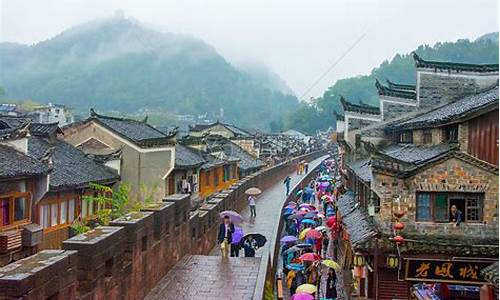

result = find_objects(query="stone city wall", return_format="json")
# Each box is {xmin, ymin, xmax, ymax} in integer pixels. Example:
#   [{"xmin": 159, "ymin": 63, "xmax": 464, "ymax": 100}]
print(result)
[{"xmin": 0, "ymin": 150, "xmax": 327, "ymax": 300}]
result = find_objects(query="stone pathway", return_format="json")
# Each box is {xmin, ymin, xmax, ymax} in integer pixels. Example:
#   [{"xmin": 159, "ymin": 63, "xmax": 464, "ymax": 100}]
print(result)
[
  {"xmin": 145, "ymin": 156, "xmax": 327, "ymax": 300},
  {"xmin": 209, "ymin": 156, "xmax": 326, "ymax": 257}
]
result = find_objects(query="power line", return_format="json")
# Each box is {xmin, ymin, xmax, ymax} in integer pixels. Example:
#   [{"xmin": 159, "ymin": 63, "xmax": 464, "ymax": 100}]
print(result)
[{"xmin": 299, "ymin": 31, "xmax": 369, "ymax": 100}]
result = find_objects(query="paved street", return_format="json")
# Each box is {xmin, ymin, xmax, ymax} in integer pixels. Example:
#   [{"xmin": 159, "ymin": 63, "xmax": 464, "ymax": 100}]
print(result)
[{"xmin": 145, "ymin": 156, "xmax": 327, "ymax": 300}]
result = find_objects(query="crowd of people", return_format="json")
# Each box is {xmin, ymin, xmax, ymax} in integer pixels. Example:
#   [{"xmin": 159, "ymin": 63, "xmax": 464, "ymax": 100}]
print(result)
[{"xmin": 279, "ymin": 158, "xmax": 343, "ymax": 300}]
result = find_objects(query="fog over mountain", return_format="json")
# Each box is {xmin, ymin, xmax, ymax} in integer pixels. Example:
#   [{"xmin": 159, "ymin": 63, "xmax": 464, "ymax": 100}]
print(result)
[{"xmin": 0, "ymin": 16, "xmax": 299, "ymax": 129}]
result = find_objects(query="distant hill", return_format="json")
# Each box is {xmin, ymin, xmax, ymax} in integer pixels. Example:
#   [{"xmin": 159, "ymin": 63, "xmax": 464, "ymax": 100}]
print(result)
[
  {"xmin": 286, "ymin": 33, "xmax": 499, "ymax": 134},
  {"xmin": 0, "ymin": 16, "xmax": 298, "ymax": 129}
]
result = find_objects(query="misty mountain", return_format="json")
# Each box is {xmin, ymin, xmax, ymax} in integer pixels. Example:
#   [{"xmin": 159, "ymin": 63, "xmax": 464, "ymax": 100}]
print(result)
[{"xmin": 0, "ymin": 16, "xmax": 299, "ymax": 129}]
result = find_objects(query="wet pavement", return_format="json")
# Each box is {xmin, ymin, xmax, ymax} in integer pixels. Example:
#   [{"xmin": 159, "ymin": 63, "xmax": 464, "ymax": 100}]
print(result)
[{"xmin": 145, "ymin": 156, "xmax": 327, "ymax": 300}]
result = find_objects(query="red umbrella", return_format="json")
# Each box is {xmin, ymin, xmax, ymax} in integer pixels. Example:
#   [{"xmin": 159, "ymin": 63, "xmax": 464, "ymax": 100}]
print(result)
[
  {"xmin": 326, "ymin": 216, "xmax": 337, "ymax": 228},
  {"xmin": 299, "ymin": 252, "xmax": 320, "ymax": 262},
  {"xmin": 305, "ymin": 229, "xmax": 322, "ymax": 239}
]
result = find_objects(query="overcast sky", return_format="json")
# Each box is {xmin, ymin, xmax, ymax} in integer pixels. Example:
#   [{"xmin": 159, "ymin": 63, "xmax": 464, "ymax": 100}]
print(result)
[{"xmin": 1, "ymin": 0, "xmax": 498, "ymax": 99}]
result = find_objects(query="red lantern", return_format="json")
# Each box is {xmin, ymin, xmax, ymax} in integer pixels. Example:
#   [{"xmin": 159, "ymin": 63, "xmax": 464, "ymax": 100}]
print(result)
[
  {"xmin": 394, "ymin": 210, "xmax": 406, "ymax": 219},
  {"xmin": 394, "ymin": 222, "xmax": 405, "ymax": 231},
  {"xmin": 393, "ymin": 235, "xmax": 404, "ymax": 244}
]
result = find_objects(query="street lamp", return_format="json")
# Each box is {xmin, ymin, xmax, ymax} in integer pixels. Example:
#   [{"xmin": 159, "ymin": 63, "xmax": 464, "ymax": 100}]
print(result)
[
  {"xmin": 386, "ymin": 254, "xmax": 399, "ymax": 269},
  {"xmin": 353, "ymin": 252, "xmax": 365, "ymax": 267}
]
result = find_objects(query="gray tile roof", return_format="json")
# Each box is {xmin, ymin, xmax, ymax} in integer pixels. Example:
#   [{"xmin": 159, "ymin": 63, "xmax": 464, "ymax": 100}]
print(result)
[
  {"xmin": 175, "ymin": 144, "xmax": 206, "ymax": 169},
  {"xmin": 28, "ymin": 136, "xmax": 119, "ymax": 191},
  {"xmin": 376, "ymin": 79, "xmax": 417, "ymax": 100},
  {"xmin": 337, "ymin": 191, "xmax": 378, "ymax": 248},
  {"xmin": 347, "ymin": 158, "xmax": 372, "ymax": 182},
  {"xmin": 189, "ymin": 121, "xmax": 251, "ymax": 137},
  {"xmin": 340, "ymin": 96, "xmax": 380, "ymax": 115},
  {"xmin": 90, "ymin": 110, "xmax": 174, "ymax": 147},
  {"xmin": 378, "ymin": 143, "xmax": 455, "ymax": 164},
  {"xmin": 29, "ymin": 123, "xmax": 62, "ymax": 136},
  {"xmin": 413, "ymin": 52, "xmax": 499, "ymax": 73},
  {"xmin": 388, "ymin": 87, "xmax": 499, "ymax": 131},
  {"xmin": 207, "ymin": 139, "xmax": 266, "ymax": 171},
  {"xmin": 481, "ymin": 261, "xmax": 499, "ymax": 288},
  {"xmin": 0, "ymin": 144, "xmax": 49, "ymax": 179}
]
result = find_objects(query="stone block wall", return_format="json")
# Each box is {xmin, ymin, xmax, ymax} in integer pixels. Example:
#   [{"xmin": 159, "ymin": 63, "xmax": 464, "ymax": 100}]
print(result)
[
  {"xmin": 0, "ymin": 150, "xmax": 327, "ymax": 300},
  {"xmin": 382, "ymin": 101, "xmax": 416, "ymax": 121},
  {"xmin": 418, "ymin": 71, "xmax": 498, "ymax": 109},
  {"xmin": 373, "ymin": 157, "xmax": 499, "ymax": 225}
]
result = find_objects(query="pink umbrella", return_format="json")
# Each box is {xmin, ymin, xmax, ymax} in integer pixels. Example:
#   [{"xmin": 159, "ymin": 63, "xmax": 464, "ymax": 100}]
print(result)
[
  {"xmin": 291, "ymin": 293, "xmax": 314, "ymax": 300},
  {"xmin": 220, "ymin": 210, "xmax": 243, "ymax": 223},
  {"xmin": 305, "ymin": 229, "xmax": 322, "ymax": 240}
]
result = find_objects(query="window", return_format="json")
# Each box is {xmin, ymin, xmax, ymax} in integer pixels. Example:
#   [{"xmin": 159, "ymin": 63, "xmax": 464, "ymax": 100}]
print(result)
[
  {"xmin": 423, "ymin": 129, "xmax": 432, "ymax": 144},
  {"xmin": 39, "ymin": 198, "xmax": 78, "ymax": 229},
  {"xmin": 399, "ymin": 131, "xmax": 413, "ymax": 143},
  {"xmin": 443, "ymin": 124, "xmax": 458, "ymax": 143},
  {"xmin": 0, "ymin": 192, "xmax": 31, "ymax": 227},
  {"xmin": 416, "ymin": 192, "xmax": 483, "ymax": 223}
]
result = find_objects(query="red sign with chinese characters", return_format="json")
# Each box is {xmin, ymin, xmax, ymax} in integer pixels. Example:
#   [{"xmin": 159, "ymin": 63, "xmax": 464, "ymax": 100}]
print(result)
[{"xmin": 405, "ymin": 258, "xmax": 493, "ymax": 284}]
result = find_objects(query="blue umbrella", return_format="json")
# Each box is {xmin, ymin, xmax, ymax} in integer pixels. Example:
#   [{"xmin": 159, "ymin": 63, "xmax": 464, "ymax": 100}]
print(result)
[
  {"xmin": 286, "ymin": 263, "xmax": 304, "ymax": 271},
  {"xmin": 301, "ymin": 219, "xmax": 316, "ymax": 225}
]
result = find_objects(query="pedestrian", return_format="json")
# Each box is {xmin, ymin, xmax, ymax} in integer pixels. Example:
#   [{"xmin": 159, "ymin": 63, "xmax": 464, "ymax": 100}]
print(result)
[
  {"xmin": 248, "ymin": 194, "xmax": 257, "ymax": 217},
  {"xmin": 284, "ymin": 176, "xmax": 292, "ymax": 196},
  {"xmin": 304, "ymin": 162, "xmax": 309, "ymax": 173},
  {"xmin": 450, "ymin": 205, "xmax": 462, "ymax": 226},
  {"xmin": 325, "ymin": 268, "xmax": 337, "ymax": 299},
  {"xmin": 243, "ymin": 236, "xmax": 257, "ymax": 257},
  {"xmin": 217, "ymin": 215, "xmax": 234, "ymax": 258},
  {"xmin": 230, "ymin": 241, "xmax": 240, "ymax": 257}
]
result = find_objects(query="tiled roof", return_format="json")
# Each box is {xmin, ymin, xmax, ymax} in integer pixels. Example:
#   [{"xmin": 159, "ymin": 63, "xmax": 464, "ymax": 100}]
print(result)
[
  {"xmin": 89, "ymin": 109, "xmax": 174, "ymax": 147},
  {"xmin": 337, "ymin": 191, "xmax": 378, "ymax": 248},
  {"xmin": 386, "ymin": 79, "xmax": 416, "ymax": 91},
  {"xmin": 28, "ymin": 136, "xmax": 119, "ymax": 191},
  {"xmin": 0, "ymin": 116, "xmax": 30, "ymax": 129},
  {"xmin": 29, "ymin": 123, "xmax": 62, "ymax": 137},
  {"xmin": 387, "ymin": 87, "xmax": 499, "ymax": 131},
  {"xmin": 413, "ymin": 52, "xmax": 499, "ymax": 73},
  {"xmin": 0, "ymin": 144, "xmax": 49, "ymax": 179},
  {"xmin": 200, "ymin": 153, "xmax": 226, "ymax": 170},
  {"xmin": 340, "ymin": 96, "xmax": 380, "ymax": 115},
  {"xmin": 347, "ymin": 158, "xmax": 372, "ymax": 183},
  {"xmin": 481, "ymin": 262, "xmax": 499, "ymax": 288},
  {"xmin": 378, "ymin": 143, "xmax": 455, "ymax": 164},
  {"xmin": 375, "ymin": 79, "xmax": 416, "ymax": 100},
  {"xmin": 207, "ymin": 138, "xmax": 266, "ymax": 171},
  {"xmin": 175, "ymin": 144, "xmax": 206, "ymax": 169},
  {"xmin": 189, "ymin": 121, "xmax": 251, "ymax": 137}
]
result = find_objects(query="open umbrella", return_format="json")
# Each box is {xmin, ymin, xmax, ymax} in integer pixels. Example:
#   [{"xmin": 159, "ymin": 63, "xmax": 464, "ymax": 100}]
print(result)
[
  {"xmin": 301, "ymin": 219, "xmax": 316, "ymax": 225},
  {"xmin": 295, "ymin": 243, "xmax": 313, "ymax": 249},
  {"xmin": 288, "ymin": 214, "xmax": 302, "ymax": 220},
  {"xmin": 296, "ymin": 190, "xmax": 303, "ymax": 196},
  {"xmin": 286, "ymin": 202, "xmax": 297, "ymax": 209},
  {"xmin": 291, "ymin": 293, "xmax": 314, "ymax": 300},
  {"xmin": 322, "ymin": 259, "xmax": 341, "ymax": 271},
  {"xmin": 326, "ymin": 216, "xmax": 337, "ymax": 228},
  {"xmin": 316, "ymin": 213, "xmax": 325, "ymax": 219},
  {"xmin": 283, "ymin": 246, "xmax": 301, "ymax": 255},
  {"xmin": 315, "ymin": 226, "xmax": 327, "ymax": 232},
  {"xmin": 232, "ymin": 226, "xmax": 244, "ymax": 244},
  {"xmin": 303, "ymin": 212, "xmax": 317, "ymax": 219},
  {"xmin": 305, "ymin": 229, "xmax": 322, "ymax": 240},
  {"xmin": 240, "ymin": 233, "xmax": 267, "ymax": 248},
  {"xmin": 299, "ymin": 253, "xmax": 320, "ymax": 262},
  {"xmin": 299, "ymin": 228, "xmax": 311, "ymax": 240},
  {"xmin": 280, "ymin": 235, "xmax": 298, "ymax": 243},
  {"xmin": 245, "ymin": 187, "xmax": 262, "ymax": 195},
  {"xmin": 220, "ymin": 210, "xmax": 243, "ymax": 223},
  {"xmin": 286, "ymin": 263, "xmax": 304, "ymax": 271},
  {"xmin": 296, "ymin": 284, "xmax": 317, "ymax": 294}
]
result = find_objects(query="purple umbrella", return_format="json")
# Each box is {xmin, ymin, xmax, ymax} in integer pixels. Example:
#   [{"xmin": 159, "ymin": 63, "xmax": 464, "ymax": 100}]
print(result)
[
  {"xmin": 280, "ymin": 235, "xmax": 298, "ymax": 243},
  {"xmin": 220, "ymin": 210, "xmax": 243, "ymax": 223},
  {"xmin": 291, "ymin": 293, "xmax": 314, "ymax": 300},
  {"xmin": 232, "ymin": 226, "xmax": 244, "ymax": 244}
]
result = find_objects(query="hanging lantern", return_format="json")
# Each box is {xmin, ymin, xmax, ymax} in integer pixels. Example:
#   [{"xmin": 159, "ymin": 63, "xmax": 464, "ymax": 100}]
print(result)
[
  {"xmin": 353, "ymin": 252, "xmax": 365, "ymax": 267},
  {"xmin": 394, "ymin": 210, "xmax": 406, "ymax": 219},
  {"xmin": 393, "ymin": 235, "xmax": 405, "ymax": 244},
  {"xmin": 394, "ymin": 222, "xmax": 405, "ymax": 231},
  {"xmin": 386, "ymin": 254, "xmax": 400, "ymax": 269}
]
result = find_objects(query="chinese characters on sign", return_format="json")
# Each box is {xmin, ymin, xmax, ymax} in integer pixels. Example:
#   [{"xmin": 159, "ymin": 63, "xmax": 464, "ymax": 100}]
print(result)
[{"xmin": 405, "ymin": 259, "xmax": 491, "ymax": 284}]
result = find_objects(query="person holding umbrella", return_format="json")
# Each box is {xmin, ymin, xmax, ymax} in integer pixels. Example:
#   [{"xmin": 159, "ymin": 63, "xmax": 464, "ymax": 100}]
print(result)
[
  {"xmin": 231, "ymin": 226, "xmax": 244, "ymax": 257},
  {"xmin": 217, "ymin": 215, "xmax": 235, "ymax": 259},
  {"xmin": 243, "ymin": 236, "xmax": 257, "ymax": 257},
  {"xmin": 245, "ymin": 187, "xmax": 261, "ymax": 217}
]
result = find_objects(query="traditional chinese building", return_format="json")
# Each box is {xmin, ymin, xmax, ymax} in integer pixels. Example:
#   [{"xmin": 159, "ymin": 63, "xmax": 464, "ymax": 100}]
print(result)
[
  {"xmin": 336, "ymin": 55, "xmax": 499, "ymax": 299},
  {"xmin": 62, "ymin": 109, "xmax": 176, "ymax": 201}
]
